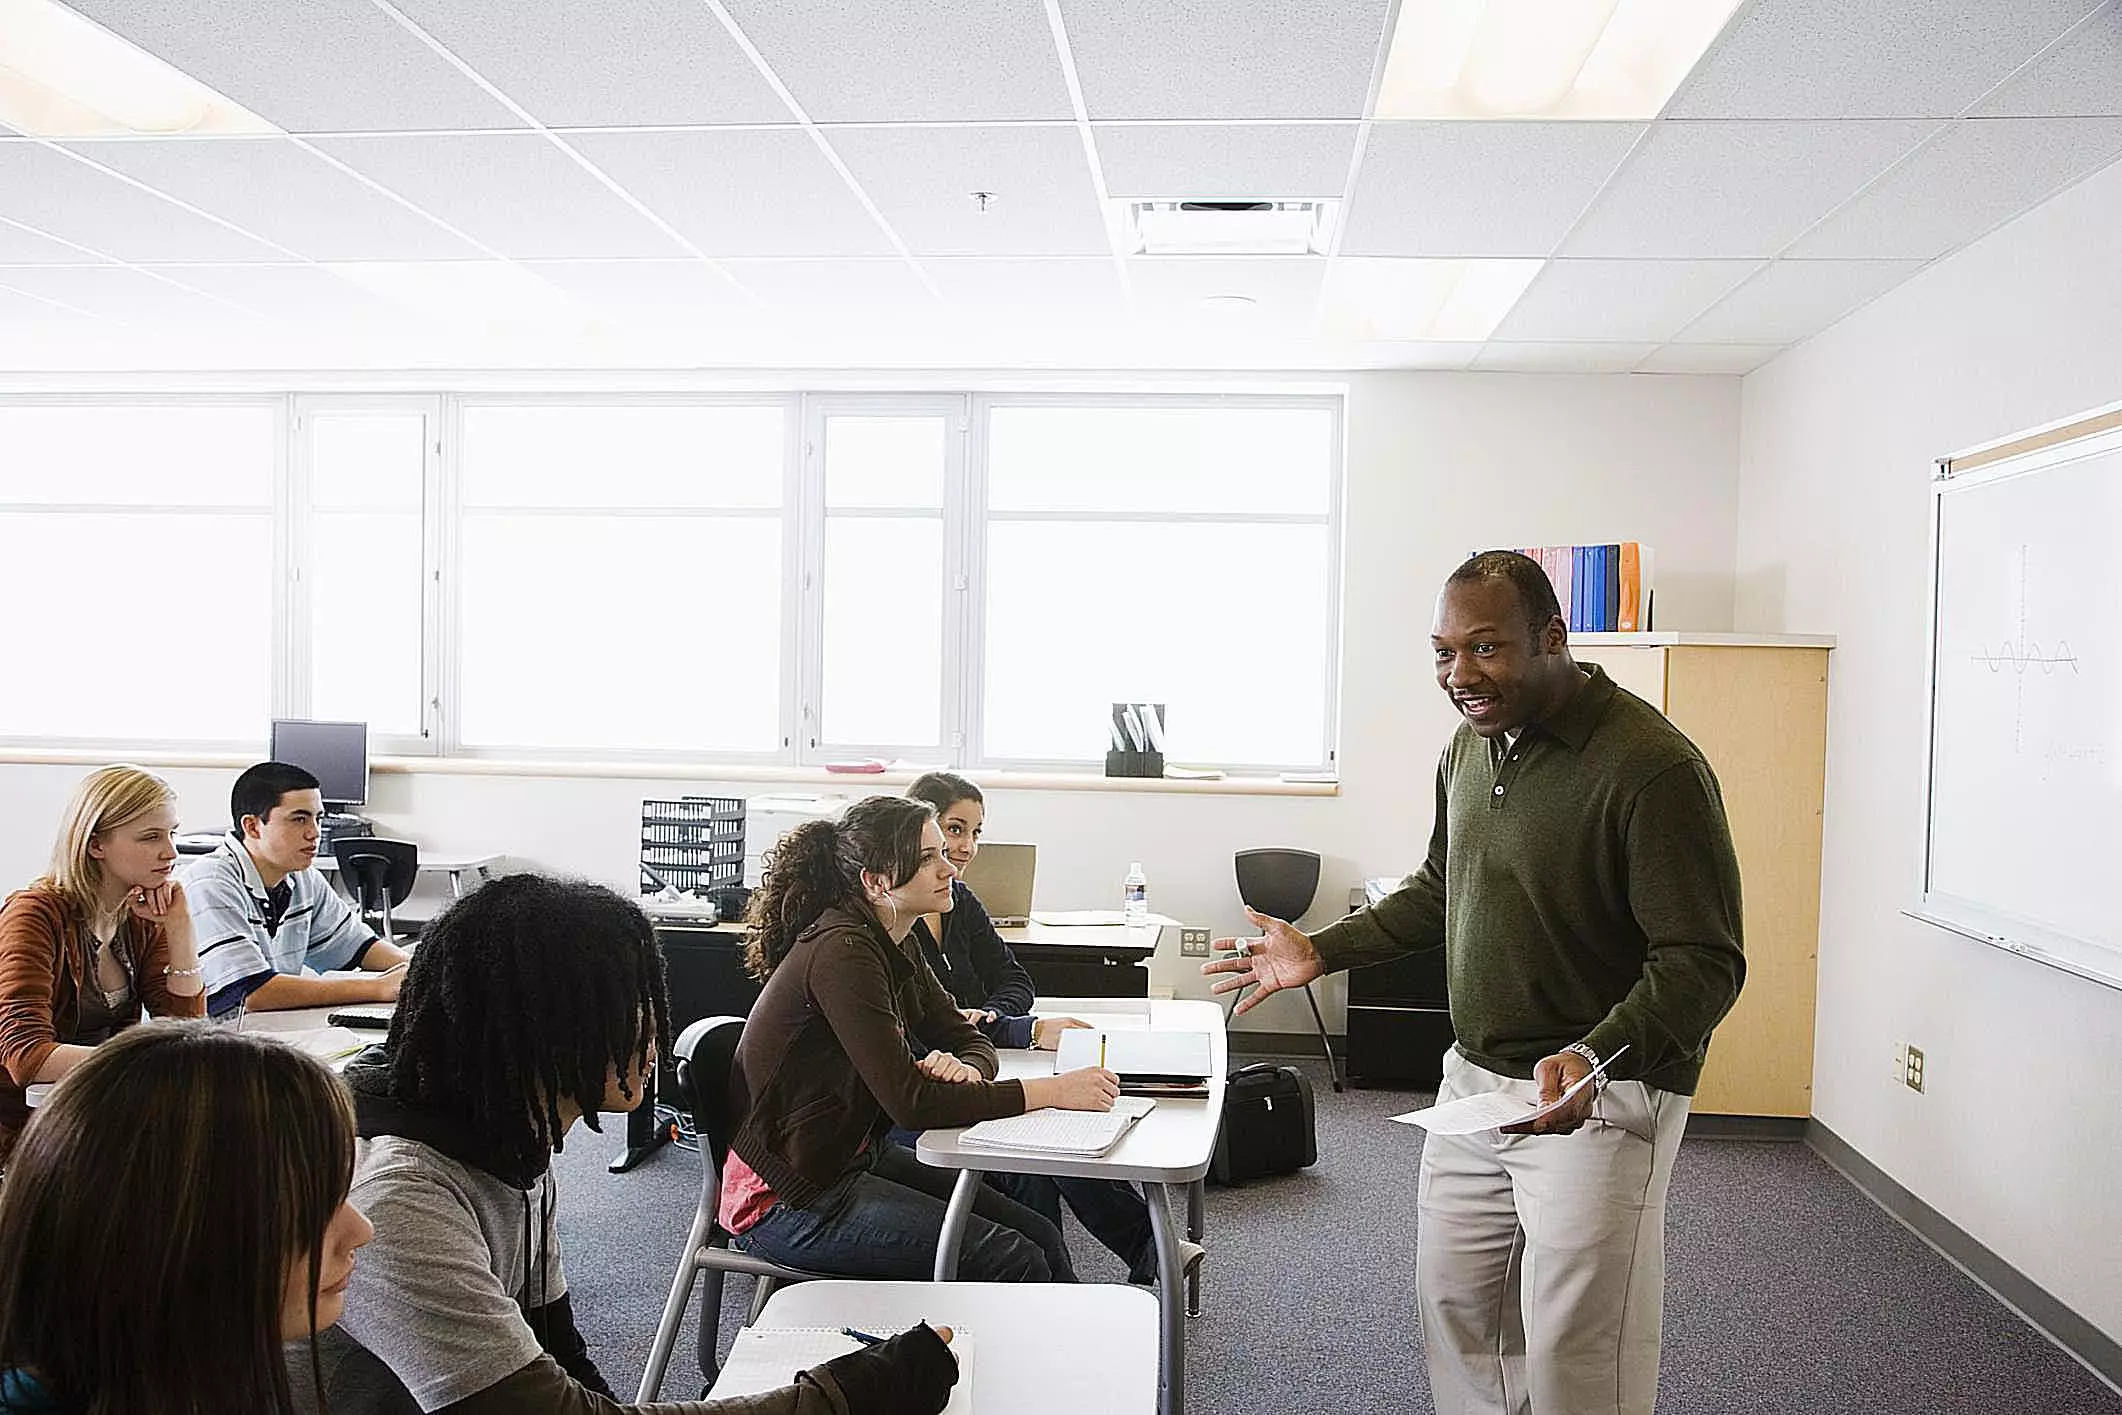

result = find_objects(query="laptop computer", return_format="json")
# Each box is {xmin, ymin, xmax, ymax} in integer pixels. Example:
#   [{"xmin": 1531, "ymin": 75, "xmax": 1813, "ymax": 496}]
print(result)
[{"xmin": 957, "ymin": 842, "xmax": 1035, "ymax": 927}]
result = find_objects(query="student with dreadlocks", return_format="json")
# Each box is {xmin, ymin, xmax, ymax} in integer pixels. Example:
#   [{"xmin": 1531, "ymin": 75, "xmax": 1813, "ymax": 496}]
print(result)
[
  {"xmin": 723, "ymin": 795, "xmax": 1119, "ymax": 1283},
  {"xmin": 297, "ymin": 873, "xmax": 960, "ymax": 1415}
]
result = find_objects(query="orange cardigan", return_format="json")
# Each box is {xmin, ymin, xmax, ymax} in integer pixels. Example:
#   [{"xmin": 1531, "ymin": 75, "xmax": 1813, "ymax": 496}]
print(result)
[{"xmin": 0, "ymin": 885, "xmax": 204, "ymax": 1163}]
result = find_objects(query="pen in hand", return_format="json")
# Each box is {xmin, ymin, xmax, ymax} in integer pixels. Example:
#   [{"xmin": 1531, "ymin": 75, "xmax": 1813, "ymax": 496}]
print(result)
[{"xmin": 840, "ymin": 1326, "xmax": 886, "ymax": 1347}]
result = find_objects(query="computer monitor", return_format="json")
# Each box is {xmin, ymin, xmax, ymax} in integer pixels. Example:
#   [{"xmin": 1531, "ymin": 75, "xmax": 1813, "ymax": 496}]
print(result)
[{"xmin": 268, "ymin": 719, "xmax": 369, "ymax": 809}]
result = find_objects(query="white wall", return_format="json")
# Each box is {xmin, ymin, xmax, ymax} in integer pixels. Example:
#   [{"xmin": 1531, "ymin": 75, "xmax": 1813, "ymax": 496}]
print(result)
[
  {"xmin": 0, "ymin": 369, "xmax": 1741, "ymax": 1037},
  {"xmin": 1735, "ymin": 160, "xmax": 2122, "ymax": 1342}
]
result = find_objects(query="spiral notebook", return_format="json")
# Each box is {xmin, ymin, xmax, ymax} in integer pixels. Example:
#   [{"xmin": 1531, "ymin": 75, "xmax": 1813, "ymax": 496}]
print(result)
[
  {"xmin": 710, "ymin": 1327, "xmax": 973, "ymax": 1415},
  {"xmin": 958, "ymin": 1096, "xmax": 1157, "ymax": 1156}
]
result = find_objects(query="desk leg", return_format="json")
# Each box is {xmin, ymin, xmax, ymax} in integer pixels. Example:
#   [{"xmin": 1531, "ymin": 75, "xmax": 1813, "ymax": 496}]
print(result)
[
  {"xmin": 608, "ymin": 1073, "xmax": 672, "ymax": 1174},
  {"xmin": 1148, "ymin": 1183, "xmax": 1185, "ymax": 1415},
  {"xmin": 1185, "ymin": 1178, "xmax": 1205, "ymax": 1317},
  {"xmin": 933, "ymin": 1169, "xmax": 981, "ymax": 1281}
]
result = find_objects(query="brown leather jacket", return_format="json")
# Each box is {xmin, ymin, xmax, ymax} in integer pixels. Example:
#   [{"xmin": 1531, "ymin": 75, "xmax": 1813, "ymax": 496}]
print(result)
[
  {"xmin": 0, "ymin": 886, "xmax": 205, "ymax": 1162},
  {"xmin": 730, "ymin": 906, "xmax": 1026, "ymax": 1209}
]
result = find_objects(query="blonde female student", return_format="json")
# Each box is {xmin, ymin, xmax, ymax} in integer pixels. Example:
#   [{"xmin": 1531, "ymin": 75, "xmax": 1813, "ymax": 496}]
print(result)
[
  {"xmin": 724, "ymin": 795, "xmax": 1119, "ymax": 1283},
  {"xmin": 0, "ymin": 1022, "xmax": 374, "ymax": 1415},
  {"xmin": 0, "ymin": 764, "xmax": 204, "ymax": 1167}
]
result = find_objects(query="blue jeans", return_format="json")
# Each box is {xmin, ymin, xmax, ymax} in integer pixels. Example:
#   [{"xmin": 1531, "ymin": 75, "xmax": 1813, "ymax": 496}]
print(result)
[
  {"xmin": 990, "ymin": 1171, "xmax": 1159, "ymax": 1284},
  {"xmin": 737, "ymin": 1141, "xmax": 1076, "ymax": 1283}
]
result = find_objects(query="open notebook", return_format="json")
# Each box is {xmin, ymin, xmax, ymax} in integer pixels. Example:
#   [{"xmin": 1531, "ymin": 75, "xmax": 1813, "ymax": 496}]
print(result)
[
  {"xmin": 958, "ymin": 1096, "xmax": 1156, "ymax": 1156},
  {"xmin": 711, "ymin": 1328, "xmax": 973, "ymax": 1415},
  {"xmin": 1055, "ymin": 1028, "xmax": 1212, "ymax": 1084}
]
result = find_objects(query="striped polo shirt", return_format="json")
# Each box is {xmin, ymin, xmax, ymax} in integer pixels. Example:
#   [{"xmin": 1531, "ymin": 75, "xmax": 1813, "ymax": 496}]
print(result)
[{"xmin": 180, "ymin": 833, "xmax": 376, "ymax": 1016}]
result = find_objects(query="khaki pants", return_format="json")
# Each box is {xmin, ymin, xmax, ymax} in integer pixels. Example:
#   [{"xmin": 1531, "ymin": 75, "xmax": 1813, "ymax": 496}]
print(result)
[{"xmin": 1417, "ymin": 1049, "xmax": 1691, "ymax": 1415}]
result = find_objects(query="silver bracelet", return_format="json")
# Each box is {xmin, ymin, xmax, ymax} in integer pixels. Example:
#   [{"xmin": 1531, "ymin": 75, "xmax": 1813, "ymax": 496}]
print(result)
[
  {"xmin": 163, "ymin": 964, "xmax": 203, "ymax": 979},
  {"xmin": 1562, "ymin": 1041, "xmax": 1606, "ymax": 1089}
]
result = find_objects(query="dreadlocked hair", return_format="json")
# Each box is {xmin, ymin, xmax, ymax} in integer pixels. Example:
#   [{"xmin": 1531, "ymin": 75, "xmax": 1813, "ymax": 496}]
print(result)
[
  {"xmin": 743, "ymin": 795, "xmax": 934, "ymax": 980},
  {"xmin": 381, "ymin": 874, "xmax": 669, "ymax": 1176}
]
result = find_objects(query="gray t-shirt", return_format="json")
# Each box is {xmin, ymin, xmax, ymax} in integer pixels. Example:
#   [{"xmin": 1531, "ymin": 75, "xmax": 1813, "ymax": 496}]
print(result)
[{"xmin": 292, "ymin": 1135, "xmax": 566, "ymax": 1414}]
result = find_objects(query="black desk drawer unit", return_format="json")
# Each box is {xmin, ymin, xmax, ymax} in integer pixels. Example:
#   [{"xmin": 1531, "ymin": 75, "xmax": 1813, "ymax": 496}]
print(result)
[{"xmin": 1345, "ymin": 949, "xmax": 1453, "ymax": 1090}]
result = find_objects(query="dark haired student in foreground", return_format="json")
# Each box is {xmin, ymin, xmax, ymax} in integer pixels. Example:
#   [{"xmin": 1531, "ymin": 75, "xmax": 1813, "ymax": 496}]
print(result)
[
  {"xmin": 725, "ymin": 795, "xmax": 1118, "ymax": 1283},
  {"xmin": 298, "ymin": 873, "xmax": 958, "ymax": 1415},
  {"xmin": 0, "ymin": 1022, "xmax": 371, "ymax": 1415}
]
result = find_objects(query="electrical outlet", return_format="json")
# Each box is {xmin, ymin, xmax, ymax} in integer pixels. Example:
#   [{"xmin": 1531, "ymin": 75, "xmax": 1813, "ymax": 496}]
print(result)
[
  {"xmin": 1178, "ymin": 926, "xmax": 1211, "ymax": 958},
  {"xmin": 1893, "ymin": 1041, "xmax": 1907, "ymax": 1084},
  {"xmin": 1905, "ymin": 1045, "xmax": 1925, "ymax": 1093}
]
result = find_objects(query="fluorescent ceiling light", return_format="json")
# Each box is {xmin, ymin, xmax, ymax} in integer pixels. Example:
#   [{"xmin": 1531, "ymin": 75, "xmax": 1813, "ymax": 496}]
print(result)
[
  {"xmin": 0, "ymin": 0, "xmax": 277, "ymax": 136},
  {"xmin": 1110, "ymin": 200, "xmax": 1338, "ymax": 257},
  {"xmin": 1376, "ymin": 0, "xmax": 1743, "ymax": 120},
  {"xmin": 1320, "ymin": 257, "xmax": 1541, "ymax": 341},
  {"xmin": 323, "ymin": 262, "xmax": 593, "ymax": 336}
]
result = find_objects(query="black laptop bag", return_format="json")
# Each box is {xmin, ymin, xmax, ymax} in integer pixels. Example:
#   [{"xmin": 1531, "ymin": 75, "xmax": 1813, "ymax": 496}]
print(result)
[{"xmin": 1209, "ymin": 1062, "xmax": 1317, "ymax": 1185}]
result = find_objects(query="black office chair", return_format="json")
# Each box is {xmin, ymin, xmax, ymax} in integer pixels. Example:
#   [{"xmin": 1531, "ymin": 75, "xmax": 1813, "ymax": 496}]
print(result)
[
  {"xmin": 1231, "ymin": 848, "xmax": 1342, "ymax": 1092},
  {"xmin": 333, "ymin": 836, "xmax": 418, "ymax": 945},
  {"xmin": 637, "ymin": 1017, "xmax": 834, "ymax": 1401}
]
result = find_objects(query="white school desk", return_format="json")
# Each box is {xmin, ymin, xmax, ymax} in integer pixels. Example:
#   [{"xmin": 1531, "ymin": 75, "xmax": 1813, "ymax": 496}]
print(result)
[
  {"xmin": 917, "ymin": 998, "xmax": 1225, "ymax": 1415},
  {"xmin": 316, "ymin": 850, "xmax": 505, "ymax": 900},
  {"xmin": 715, "ymin": 1281, "xmax": 1160, "ymax": 1414}
]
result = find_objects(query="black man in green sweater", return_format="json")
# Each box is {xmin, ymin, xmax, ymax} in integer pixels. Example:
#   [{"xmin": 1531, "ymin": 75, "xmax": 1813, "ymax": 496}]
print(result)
[{"xmin": 1205, "ymin": 549, "xmax": 1745, "ymax": 1415}]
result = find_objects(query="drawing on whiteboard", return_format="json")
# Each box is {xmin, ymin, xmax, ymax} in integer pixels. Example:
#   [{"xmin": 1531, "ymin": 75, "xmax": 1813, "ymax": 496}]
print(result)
[
  {"xmin": 1960, "ymin": 545, "xmax": 2085, "ymax": 755},
  {"xmin": 1969, "ymin": 641, "xmax": 2079, "ymax": 673}
]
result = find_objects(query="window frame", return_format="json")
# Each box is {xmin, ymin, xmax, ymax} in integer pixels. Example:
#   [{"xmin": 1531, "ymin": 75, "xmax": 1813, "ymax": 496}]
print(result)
[{"xmin": 0, "ymin": 387, "xmax": 1344, "ymax": 776}]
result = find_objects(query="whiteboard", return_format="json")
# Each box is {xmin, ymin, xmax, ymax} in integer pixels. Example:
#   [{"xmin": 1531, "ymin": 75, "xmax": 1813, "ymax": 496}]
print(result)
[{"xmin": 1920, "ymin": 421, "xmax": 2122, "ymax": 989}]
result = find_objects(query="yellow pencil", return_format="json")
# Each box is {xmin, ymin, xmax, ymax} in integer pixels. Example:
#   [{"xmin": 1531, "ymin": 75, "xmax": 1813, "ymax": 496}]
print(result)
[{"xmin": 1099, "ymin": 1034, "xmax": 1107, "ymax": 1069}]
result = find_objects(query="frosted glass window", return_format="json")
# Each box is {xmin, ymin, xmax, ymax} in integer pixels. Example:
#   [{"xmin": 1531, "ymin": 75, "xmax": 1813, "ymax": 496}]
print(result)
[
  {"xmin": 461, "ymin": 404, "xmax": 784, "ymax": 508},
  {"xmin": 307, "ymin": 411, "xmax": 426, "ymax": 735},
  {"xmin": 0, "ymin": 404, "xmax": 272, "ymax": 504},
  {"xmin": 984, "ymin": 521, "xmax": 1330, "ymax": 765},
  {"xmin": 820, "ymin": 519, "xmax": 942, "ymax": 747},
  {"xmin": 988, "ymin": 406, "xmax": 1333, "ymax": 516}
]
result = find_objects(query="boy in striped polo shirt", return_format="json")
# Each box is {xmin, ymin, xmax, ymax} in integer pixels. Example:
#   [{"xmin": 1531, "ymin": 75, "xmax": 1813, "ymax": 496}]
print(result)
[{"xmin": 179, "ymin": 762, "xmax": 408, "ymax": 1018}]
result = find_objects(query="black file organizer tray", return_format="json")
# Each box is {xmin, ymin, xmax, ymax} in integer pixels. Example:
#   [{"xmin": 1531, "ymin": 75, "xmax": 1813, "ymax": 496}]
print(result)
[{"xmin": 640, "ymin": 796, "xmax": 745, "ymax": 896}]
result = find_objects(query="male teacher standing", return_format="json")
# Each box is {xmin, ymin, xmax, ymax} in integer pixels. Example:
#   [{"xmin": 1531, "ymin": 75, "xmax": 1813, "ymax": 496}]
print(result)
[{"xmin": 1205, "ymin": 550, "xmax": 1745, "ymax": 1415}]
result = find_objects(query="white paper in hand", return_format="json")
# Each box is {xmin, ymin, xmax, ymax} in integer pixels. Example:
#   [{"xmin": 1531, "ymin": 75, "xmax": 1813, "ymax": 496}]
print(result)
[{"xmin": 1390, "ymin": 1045, "xmax": 1629, "ymax": 1135}]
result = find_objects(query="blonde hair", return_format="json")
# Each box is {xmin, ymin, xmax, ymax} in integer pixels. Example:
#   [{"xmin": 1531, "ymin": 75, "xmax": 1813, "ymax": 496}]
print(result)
[{"xmin": 39, "ymin": 764, "xmax": 178, "ymax": 920}]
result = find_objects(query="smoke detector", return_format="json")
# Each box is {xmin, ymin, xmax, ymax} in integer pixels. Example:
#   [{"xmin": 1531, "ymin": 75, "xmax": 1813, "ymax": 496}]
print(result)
[{"xmin": 1110, "ymin": 199, "xmax": 1338, "ymax": 257}]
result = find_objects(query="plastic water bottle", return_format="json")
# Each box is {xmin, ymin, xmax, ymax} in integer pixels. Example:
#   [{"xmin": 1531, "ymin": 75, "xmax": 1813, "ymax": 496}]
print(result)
[{"xmin": 1123, "ymin": 861, "xmax": 1150, "ymax": 927}]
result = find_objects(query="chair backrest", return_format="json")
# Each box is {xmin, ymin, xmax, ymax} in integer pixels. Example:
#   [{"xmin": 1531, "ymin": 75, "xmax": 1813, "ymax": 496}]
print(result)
[
  {"xmin": 672, "ymin": 1015, "xmax": 750, "ymax": 1221},
  {"xmin": 332, "ymin": 836, "xmax": 419, "ymax": 911},
  {"xmin": 1235, "ymin": 847, "xmax": 1322, "ymax": 924}
]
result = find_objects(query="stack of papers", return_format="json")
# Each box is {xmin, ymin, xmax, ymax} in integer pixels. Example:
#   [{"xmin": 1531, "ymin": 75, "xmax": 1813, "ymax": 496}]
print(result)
[
  {"xmin": 959, "ymin": 1096, "xmax": 1156, "ymax": 1155},
  {"xmin": 712, "ymin": 1328, "xmax": 973, "ymax": 1415},
  {"xmin": 1055, "ymin": 1029, "xmax": 1213, "ymax": 1095},
  {"xmin": 1390, "ymin": 1046, "xmax": 1629, "ymax": 1135}
]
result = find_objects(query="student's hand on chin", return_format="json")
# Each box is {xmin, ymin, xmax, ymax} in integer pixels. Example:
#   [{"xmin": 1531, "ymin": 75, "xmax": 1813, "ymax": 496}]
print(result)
[{"xmin": 127, "ymin": 879, "xmax": 186, "ymax": 922}]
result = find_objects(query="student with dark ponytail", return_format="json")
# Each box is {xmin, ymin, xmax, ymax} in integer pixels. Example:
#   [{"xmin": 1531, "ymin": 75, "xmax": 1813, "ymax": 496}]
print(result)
[{"xmin": 726, "ymin": 796, "xmax": 1119, "ymax": 1282}]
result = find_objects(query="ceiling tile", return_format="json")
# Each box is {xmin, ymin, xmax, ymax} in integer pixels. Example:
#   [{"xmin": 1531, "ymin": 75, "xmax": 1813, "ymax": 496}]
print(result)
[
  {"xmin": 1094, "ymin": 123, "xmax": 1357, "ymax": 198},
  {"xmin": 0, "ymin": 218, "xmax": 103, "ymax": 264},
  {"xmin": 1472, "ymin": 343, "xmax": 1659, "ymax": 373},
  {"xmin": 1975, "ymin": 2, "xmax": 2122, "ymax": 117},
  {"xmin": 1677, "ymin": 258, "xmax": 1923, "ymax": 342},
  {"xmin": 1126, "ymin": 257, "xmax": 1326, "ymax": 332},
  {"xmin": 1562, "ymin": 120, "xmax": 1937, "ymax": 258},
  {"xmin": 0, "ymin": 144, "xmax": 284, "ymax": 262},
  {"xmin": 389, "ymin": 0, "xmax": 789, "ymax": 127},
  {"xmin": 1342, "ymin": 123, "xmax": 1645, "ymax": 257},
  {"xmin": 923, "ymin": 257, "xmax": 1128, "ymax": 325},
  {"xmin": 1333, "ymin": 341, "xmax": 1480, "ymax": 370},
  {"xmin": 1668, "ymin": 0, "xmax": 2105, "ymax": 119},
  {"xmin": 138, "ymin": 264, "xmax": 404, "ymax": 326},
  {"xmin": 565, "ymin": 129, "xmax": 895, "ymax": 258},
  {"xmin": 1787, "ymin": 117, "xmax": 2122, "ymax": 259},
  {"xmin": 826, "ymin": 126, "xmax": 1107, "ymax": 257},
  {"xmin": 62, "ymin": 0, "xmax": 522, "ymax": 132},
  {"xmin": 1057, "ymin": 0, "xmax": 1393, "ymax": 119},
  {"xmin": 727, "ymin": 259, "xmax": 937, "ymax": 321},
  {"xmin": 1638, "ymin": 344, "xmax": 1786, "ymax": 374},
  {"xmin": 310, "ymin": 134, "xmax": 687, "ymax": 260},
  {"xmin": 1493, "ymin": 259, "xmax": 1761, "ymax": 342},
  {"xmin": 62, "ymin": 138, "xmax": 482, "ymax": 262},
  {"xmin": 722, "ymin": 0, "xmax": 1074, "ymax": 121},
  {"xmin": 0, "ymin": 265, "xmax": 253, "ymax": 328},
  {"xmin": 521, "ymin": 260, "xmax": 756, "ymax": 329}
]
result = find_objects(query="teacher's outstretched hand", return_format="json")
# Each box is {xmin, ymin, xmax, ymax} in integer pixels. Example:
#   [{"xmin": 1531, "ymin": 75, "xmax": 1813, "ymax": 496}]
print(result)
[{"xmin": 1202, "ymin": 906, "xmax": 1323, "ymax": 1014}]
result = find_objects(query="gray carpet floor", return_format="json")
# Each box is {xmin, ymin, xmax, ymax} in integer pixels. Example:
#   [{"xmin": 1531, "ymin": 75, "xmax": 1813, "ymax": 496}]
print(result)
[{"xmin": 550, "ymin": 1058, "xmax": 2121, "ymax": 1414}]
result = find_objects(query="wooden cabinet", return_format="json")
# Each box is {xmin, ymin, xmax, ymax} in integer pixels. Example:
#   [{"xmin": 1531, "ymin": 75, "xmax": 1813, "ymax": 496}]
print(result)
[{"xmin": 1572, "ymin": 635, "xmax": 1831, "ymax": 1118}]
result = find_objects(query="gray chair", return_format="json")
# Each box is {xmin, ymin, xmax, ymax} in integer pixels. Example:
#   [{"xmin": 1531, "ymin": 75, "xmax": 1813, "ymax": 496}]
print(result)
[
  {"xmin": 333, "ymin": 836, "xmax": 418, "ymax": 945},
  {"xmin": 637, "ymin": 1017, "xmax": 834, "ymax": 1401},
  {"xmin": 1229, "ymin": 847, "xmax": 1342, "ymax": 1092}
]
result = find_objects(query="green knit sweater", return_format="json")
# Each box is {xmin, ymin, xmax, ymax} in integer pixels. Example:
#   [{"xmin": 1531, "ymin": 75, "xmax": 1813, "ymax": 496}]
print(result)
[{"xmin": 1314, "ymin": 664, "xmax": 1745, "ymax": 1096}]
